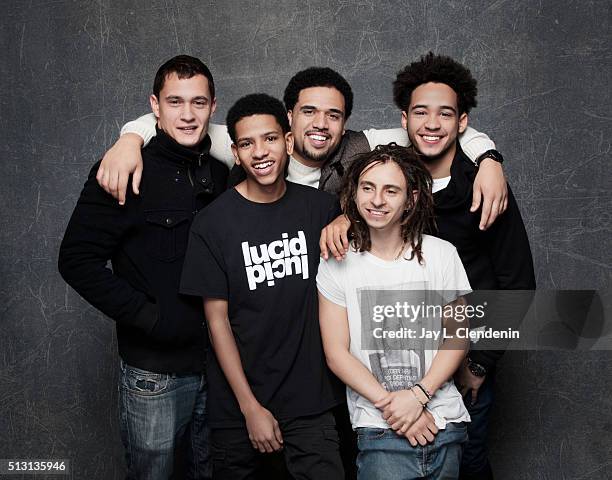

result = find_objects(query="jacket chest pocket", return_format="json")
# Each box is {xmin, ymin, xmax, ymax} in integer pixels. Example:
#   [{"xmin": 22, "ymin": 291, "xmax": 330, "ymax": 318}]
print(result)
[{"xmin": 144, "ymin": 210, "xmax": 192, "ymax": 262}]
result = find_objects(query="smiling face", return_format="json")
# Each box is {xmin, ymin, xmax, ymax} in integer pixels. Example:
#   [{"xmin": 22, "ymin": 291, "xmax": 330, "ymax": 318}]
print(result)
[
  {"xmin": 401, "ymin": 82, "xmax": 467, "ymax": 173},
  {"xmin": 150, "ymin": 72, "xmax": 216, "ymax": 147},
  {"xmin": 231, "ymin": 113, "xmax": 293, "ymax": 190},
  {"xmin": 287, "ymin": 86, "xmax": 346, "ymax": 167},
  {"xmin": 356, "ymin": 160, "xmax": 408, "ymax": 235}
]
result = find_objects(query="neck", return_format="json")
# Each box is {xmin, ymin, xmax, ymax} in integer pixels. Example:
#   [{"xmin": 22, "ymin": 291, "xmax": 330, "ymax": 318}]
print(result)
[
  {"xmin": 235, "ymin": 178, "xmax": 287, "ymax": 203},
  {"xmin": 424, "ymin": 141, "xmax": 457, "ymax": 179},
  {"xmin": 368, "ymin": 225, "xmax": 405, "ymax": 261}
]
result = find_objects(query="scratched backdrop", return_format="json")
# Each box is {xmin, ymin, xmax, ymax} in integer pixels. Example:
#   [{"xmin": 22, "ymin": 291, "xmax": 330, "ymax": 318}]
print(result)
[{"xmin": 1, "ymin": 0, "xmax": 611, "ymax": 478}]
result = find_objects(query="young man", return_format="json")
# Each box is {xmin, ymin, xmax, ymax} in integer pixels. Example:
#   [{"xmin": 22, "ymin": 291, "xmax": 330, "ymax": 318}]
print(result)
[
  {"xmin": 391, "ymin": 52, "xmax": 536, "ymax": 480},
  {"xmin": 178, "ymin": 94, "xmax": 344, "ymax": 479},
  {"xmin": 97, "ymin": 67, "xmax": 508, "ymax": 231},
  {"xmin": 317, "ymin": 144, "xmax": 472, "ymax": 479},
  {"xmin": 58, "ymin": 55, "xmax": 228, "ymax": 479}
]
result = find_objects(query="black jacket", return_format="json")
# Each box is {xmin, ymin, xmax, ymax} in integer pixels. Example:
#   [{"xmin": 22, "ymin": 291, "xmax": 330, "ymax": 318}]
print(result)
[
  {"xmin": 58, "ymin": 128, "xmax": 228, "ymax": 374},
  {"xmin": 432, "ymin": 146, "xmax": 536, "ymax": 370}
]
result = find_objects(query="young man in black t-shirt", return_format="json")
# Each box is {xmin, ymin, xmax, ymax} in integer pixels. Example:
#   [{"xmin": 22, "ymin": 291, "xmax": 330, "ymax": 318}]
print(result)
[{"xmin": 180, "ymin": 94, "xmax": 344, "ymax": 479}]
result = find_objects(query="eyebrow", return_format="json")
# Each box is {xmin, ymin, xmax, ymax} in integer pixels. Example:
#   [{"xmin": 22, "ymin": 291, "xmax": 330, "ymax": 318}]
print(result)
[
  {"xmin": 165, "ymin": 95, "xmax": 209, "ymax": 101},
  {"xmin": 236, "ymin": 130, "xmax": 280, "ymax": 142},
  {"xmin": 359, "ymin": 180, "xmax": 403, "ymax": 190},
  {"xmin": 300, "ymin": 104, "xmax": 344, "ymax": 116},
  {"xmin": 411, "ymin": 104, "xmax": 457, "ymax": 113}
]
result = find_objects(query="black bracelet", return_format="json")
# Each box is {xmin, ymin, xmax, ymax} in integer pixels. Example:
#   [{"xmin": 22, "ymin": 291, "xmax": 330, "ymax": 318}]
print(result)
[
  {"xmin": 475, "ymin": 149, "xmax": 504, "ymax": 167},
  {"xmin": 415, "ymin": 383, "xmax": 432, "ymax": 401}
]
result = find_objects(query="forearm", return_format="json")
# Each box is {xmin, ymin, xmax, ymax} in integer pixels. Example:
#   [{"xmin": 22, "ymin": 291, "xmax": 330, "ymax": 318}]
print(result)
[
  {"xmin": 206, "ymin": 310, "xmax": 259, "ymax": 413},
  {"xmin": 326, "ymin": 348, "xmax": 388, "ymax": 405},
  {"xmin": 420, "ymin": 317, "xmax": 469, "ymax": 395},
  {"xmin": 458, "ymin": 126, "xmax": 496, "ymax": 163},
  {"xmin": 120, "ymin": 113, "xmax": 157, "ymax": 146}
]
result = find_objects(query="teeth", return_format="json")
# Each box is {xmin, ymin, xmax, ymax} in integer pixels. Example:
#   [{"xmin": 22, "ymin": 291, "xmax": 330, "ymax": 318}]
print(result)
[
  {"xmin": 369, "ymin": 210, "xmax": 386, "ymax": 216},
  {"xmin": 254, "ymin": 161, "xmax": 273, "ymax": 169},
  {"xmin": 423, "ymin": 135, "xmax": 440, "ymax": 141},
  {"xmin": 308, "ymin": 134, "xmax": 327, "ymax": 141}
]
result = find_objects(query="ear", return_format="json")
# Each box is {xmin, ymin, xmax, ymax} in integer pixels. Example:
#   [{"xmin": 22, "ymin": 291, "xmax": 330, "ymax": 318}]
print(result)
[
  {"xmin": 231, "ymin": 143, "xmax": 240, "ymax": 165},
  {"xmin": 285, "ymin": 131, "xmax": 294, "ymax": 156},
  {"xmin": 401, "ymin": 111, "xmax": 408, "ymax": 130},
  {"xmin": 458, "ymin": 112, "xmax": 468, "ymax": 134},
  {"xmin": 287, "ymin": 110, "xmax": 293, "ymax": 127},
  {"xmin": 210, "ymin": 97, "xmax": 217, "ymax": 116},
  {"xmin": 150, "ymin": 94, "xmax": 160, "ymax": 119}
]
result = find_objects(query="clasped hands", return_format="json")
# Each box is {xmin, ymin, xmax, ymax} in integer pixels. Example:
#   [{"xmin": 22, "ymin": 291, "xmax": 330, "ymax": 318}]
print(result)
[{"xmin": 374, "ymin": 389, "xmax": 439, "ymax": 447}]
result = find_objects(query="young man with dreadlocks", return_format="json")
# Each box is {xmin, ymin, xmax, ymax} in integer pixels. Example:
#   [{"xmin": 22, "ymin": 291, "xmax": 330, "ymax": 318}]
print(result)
[{"xmin": 317, "ymin": 144, "xmax": 472, "ymax": 479}]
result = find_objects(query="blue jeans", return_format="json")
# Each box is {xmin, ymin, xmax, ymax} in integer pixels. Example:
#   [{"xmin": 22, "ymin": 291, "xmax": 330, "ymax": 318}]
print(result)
[
  {"xmin": 119, "ymin": 360, "xmax": 211, "ymax": 479},
  {"xmin": 356, "ymin": 422, "xmax": 467, "ymax": 480}
]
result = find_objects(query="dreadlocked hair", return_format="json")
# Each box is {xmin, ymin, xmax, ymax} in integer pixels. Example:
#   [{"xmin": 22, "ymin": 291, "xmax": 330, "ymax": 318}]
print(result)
[{"xmin": 340, "ymin": 143, "xmax": 435, "ymax": 264}]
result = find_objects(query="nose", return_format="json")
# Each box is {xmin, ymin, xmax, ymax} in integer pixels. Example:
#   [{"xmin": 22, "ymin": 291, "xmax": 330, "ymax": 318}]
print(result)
[
  {"xmin": 372, "ymin": 188, "xmax": 385, "ymax": 207},
  {"xmin": 252, "ymin": 139, "xmax": 268, "ymax": 159},
  {"xmin": 312, "ymin": 111, "xmax": 328, "ymax": 130},
  {"xmin": 180, "ymin": 103, "xmax": 195, "ymax": 122},
  {"xmin": 424, "ymin": 113, "xmax": 440, "ymax": 130}
]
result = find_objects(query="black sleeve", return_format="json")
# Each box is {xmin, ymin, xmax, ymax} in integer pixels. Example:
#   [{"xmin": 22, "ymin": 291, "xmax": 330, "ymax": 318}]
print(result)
[
  {"xmin": 180, "ymin": 216, "xmax": 228, "ymax": 300},
  {"xmin": 58, "ymin": 164, "xmax": 158, "ymax": 333},
  {"xmin": 326, "ymin": 196, "xmax": 343, "ymax": 225},
  {"xmin": 469, "ymin": 184, "xmax": 536, "ymax": 370}
]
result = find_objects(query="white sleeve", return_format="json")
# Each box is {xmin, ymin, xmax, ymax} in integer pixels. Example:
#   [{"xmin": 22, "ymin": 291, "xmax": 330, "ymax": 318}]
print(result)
[
  {"xmin": 120, "ymin": 114, "xmax": 235, "ymax": 169},
  {"xmin": 362, "ymin": 127, "xmax": 409, "ymax": 149},
  {"xmin": 316, "ymin": 257, "xmax": 346, "ymax": 307},
  {"xmin": 120, "ymin": 113, "xmax": 157, "ymax": 146},
  {"xmin": 208, "ymin": 123, "xmax": 235, "ymax": 170},
  {"xmin": 443, "ymin": 247, "xmax": 472, "ymax": 293},
  {"xmin": 457, "ymin": 126, "xmax": 496, "ymax": 164}
]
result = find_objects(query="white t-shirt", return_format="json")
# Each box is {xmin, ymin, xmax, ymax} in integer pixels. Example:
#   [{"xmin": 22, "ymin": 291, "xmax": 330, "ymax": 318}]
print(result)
[{"xmin": 316, "ymin": 235, "xmax": 471, "ymax": 430}]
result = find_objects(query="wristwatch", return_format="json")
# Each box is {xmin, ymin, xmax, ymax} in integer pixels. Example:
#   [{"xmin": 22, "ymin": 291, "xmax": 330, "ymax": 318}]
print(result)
[
  {"xmin": 475, "ymin": 149, "xmax": 504, "ymax": 167},
  {"xmin": 467, "ymin": 357, "xmax": 487, "ymax": 377}
]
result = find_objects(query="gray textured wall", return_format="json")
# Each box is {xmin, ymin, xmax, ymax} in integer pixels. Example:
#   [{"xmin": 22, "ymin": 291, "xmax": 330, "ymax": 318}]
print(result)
[{"xmin": 1, "ymin": 1, "xmax": 610, "ymax": 478}]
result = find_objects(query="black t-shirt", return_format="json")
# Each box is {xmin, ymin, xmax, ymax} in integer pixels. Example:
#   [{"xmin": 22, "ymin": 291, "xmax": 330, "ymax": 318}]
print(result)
[{"xmin": 180, "ymin": 181, "xmax": 344, "ymax": 428}]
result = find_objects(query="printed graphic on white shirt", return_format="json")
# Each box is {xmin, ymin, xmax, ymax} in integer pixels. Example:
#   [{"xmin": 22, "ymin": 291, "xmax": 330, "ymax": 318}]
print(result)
[{"xmin": 241, "ymin": 231, "xmax": 309, "ymax": 290}]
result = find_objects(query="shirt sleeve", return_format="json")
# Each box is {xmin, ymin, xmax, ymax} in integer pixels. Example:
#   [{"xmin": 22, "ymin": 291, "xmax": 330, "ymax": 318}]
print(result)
[
  {"xmin": 180, "ymin": 217, "xmax": 229, "ymax": 299},
  {"xmin": 120, "ymin": 113, "xmax": 157, "ymax": 146},
  {"xmin": 362, "ymin": 127, "xmax": 408, "ymax": 149},
  {"xmin": 443, "ymin": 246, "xmax": 472, "ymax": 294},
  {"xmin": 316, "ymin": 257, "xmax": 346, "ymax": 307},
  {"xmin": 208, "ymin": 123, "xmax": 236, "ymax": 170},
  {"xmin": 457, "ymin": 126, "xmax": 496, "ymax": 164}
]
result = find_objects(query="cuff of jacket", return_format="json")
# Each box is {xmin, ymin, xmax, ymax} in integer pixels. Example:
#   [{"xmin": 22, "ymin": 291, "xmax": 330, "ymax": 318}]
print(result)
[
  {"xmin": 468, "ymin": 350, "xmax": 503, "ymax": 372},
  {"xmin": 129, "ymin": 301, "xmax": 159, "ymax": 334}
]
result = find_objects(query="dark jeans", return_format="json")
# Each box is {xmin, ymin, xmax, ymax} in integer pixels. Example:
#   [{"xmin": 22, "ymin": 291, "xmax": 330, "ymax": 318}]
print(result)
[
  {"xmin": 119, "ymin": 359, "xmax": 210, "ymax": 479},
  {"xmin": 460, "ymin": 374, "xmax": 495, "ymax": 480},
  {"xmin": 211, "ymin": 410, "xmax": 344, "ymax": 480}
]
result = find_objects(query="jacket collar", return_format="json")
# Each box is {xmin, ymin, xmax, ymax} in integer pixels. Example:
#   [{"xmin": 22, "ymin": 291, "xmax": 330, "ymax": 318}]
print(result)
[
  {"xmin": 433, "ymin": 144, "xmax": 476, "ymax": 210},
  {"xmin": 153, "ymin": 125, "xmax": 212, "ymax": 166}
]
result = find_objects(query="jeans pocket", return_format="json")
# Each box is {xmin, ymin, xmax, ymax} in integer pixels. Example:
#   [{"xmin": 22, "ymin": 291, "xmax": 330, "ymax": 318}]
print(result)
[{"xmin": 122, "ymin": 363, "xmax": 169, "ymax": 396}]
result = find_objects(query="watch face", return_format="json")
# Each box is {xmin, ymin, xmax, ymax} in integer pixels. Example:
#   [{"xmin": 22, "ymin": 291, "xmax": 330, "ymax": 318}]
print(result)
[{"xmin": 468, "ymin": 361, "xmax": 487, "ymax": 377}]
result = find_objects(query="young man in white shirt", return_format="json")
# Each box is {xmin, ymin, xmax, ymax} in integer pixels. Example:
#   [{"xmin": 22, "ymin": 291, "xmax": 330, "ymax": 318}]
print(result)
[{"xmin": 317, "ymin": 143, "xmax": 471, "ymax": 479}]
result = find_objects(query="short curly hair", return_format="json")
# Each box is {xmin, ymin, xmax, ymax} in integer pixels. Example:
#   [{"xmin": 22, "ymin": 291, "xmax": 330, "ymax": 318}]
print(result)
[
  {"xmin": 393, "ymin": 52, "xmax": 477, "ymax": 115},
  {"xmin": 283, "ymin": 67, "xmax": 353, "ymax": 119},
  {"xmin": 226, "ymin": 93, "xmax": 290, "ymax": 143}
]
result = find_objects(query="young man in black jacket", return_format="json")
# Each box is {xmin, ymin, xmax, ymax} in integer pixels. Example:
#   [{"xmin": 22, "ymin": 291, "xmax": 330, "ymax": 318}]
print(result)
[
  {"xmin": 393, "ymin": 52, "xmax": 536, "ymax": 480},
  {"xmin": 58, "ymin": 55, "xmax": 228, "ymax": 479}
]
